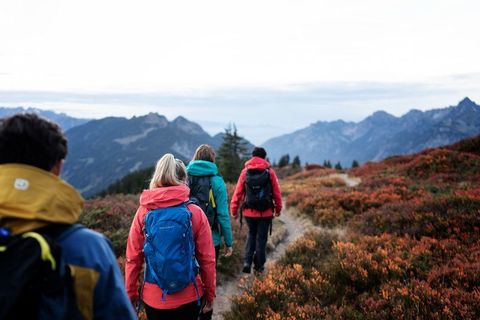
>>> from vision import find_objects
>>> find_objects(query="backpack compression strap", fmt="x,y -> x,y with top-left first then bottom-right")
22,232 -> 57,270
209,188 -> 216,209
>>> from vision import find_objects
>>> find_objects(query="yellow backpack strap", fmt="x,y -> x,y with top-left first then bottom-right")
209,188 -> 216,209
22,232 -> 56,270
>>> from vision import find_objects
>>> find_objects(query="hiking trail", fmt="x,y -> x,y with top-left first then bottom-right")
212,173 -> 360,319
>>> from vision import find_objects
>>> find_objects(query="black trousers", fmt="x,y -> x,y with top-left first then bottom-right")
144,300 -> 201,320
244,217 -> 272,271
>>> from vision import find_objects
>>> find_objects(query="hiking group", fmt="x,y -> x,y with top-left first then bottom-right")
0,113 -> 282,320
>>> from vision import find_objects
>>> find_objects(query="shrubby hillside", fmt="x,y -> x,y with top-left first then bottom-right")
225,135 -> 480,319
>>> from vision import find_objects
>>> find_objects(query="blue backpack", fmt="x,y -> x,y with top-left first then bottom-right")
143,202 -> 200,301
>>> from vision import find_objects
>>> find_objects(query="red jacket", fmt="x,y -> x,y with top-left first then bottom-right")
230,157 -> 282,218
125,184 -> 216,309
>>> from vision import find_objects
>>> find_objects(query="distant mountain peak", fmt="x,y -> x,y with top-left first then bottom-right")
173,116 -> 204,134
172,115 -> 187,123
371,110 -> 395,118
458,97 -> 478,109
141,112 -> 168,126
363,110 -> 397,124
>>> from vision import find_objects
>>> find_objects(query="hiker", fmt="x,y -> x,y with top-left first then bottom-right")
125,154 -> 216,320
0,113 -> 136,319
230,147 -> 282,274
187,144 -> 233,320
187,144 -> 233,261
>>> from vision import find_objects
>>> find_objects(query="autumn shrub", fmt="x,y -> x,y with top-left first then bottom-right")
313,207 -> 353,227
280,231 -> 340,269
226,265 -> 333,320
286,173 -> 418,226
456,187 -> 480,200
80,194 -> 139,256
282,175 -> 345,198
226,231 -> 480,319
349,160 -> 391,178
274,164 -> 303,179
286,167 -> 336,181
448,134 -> 480,156
403,149 -> 480,181
352,196 -> 480,242
359,279 -> 480,320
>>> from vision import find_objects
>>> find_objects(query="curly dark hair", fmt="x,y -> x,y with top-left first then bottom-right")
0,113 -> 67,171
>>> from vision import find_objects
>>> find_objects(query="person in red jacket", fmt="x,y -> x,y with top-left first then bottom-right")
230,147 -> 282,274
125,154 -> 216,320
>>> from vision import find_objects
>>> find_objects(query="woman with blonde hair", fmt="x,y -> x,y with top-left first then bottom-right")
125,154 -> 216,320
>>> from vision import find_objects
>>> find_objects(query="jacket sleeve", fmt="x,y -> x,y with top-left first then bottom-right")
93,237 -> 137,319
189,204 -> 216,302
270,169 -> 283,214
230,169 -> 246,217
212,176 -> 233,247
125,206 -> 146,301
56,228 -> 136,319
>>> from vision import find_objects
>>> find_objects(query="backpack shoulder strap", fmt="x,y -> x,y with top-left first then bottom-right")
207,175 -> 217,209
185,199 -> 197,207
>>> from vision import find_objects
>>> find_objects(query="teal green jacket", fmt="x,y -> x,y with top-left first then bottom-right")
186,160 -> 233,247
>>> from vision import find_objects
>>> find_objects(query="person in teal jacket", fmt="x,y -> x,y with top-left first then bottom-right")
187,144 -> 234,259
187,144 -> 233,320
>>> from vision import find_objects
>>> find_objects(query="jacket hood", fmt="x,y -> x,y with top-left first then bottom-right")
140,184 -> 190,209
0,164 -> 84,234
186,160 -> 218,176
245,157 -> 271,170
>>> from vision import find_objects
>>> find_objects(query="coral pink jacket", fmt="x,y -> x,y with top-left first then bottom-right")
230,157 -> 282,218
125,184 -> 216,309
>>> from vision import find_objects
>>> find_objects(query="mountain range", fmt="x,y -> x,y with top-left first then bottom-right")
62,113 -> 227,196
1,97 -> 479,196
263,97 -> 480,166
0,107 -> 90,131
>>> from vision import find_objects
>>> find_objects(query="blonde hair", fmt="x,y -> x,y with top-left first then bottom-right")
149,153 -> 187,189
192,144 -> 216,162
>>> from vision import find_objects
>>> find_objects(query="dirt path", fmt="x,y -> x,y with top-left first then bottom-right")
331,173 -> 361,187
212,207 -> 314,319
212,172 -> 360,319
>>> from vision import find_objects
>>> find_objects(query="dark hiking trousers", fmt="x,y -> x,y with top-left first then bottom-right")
244,217 -> 272,271
144,300 -> 201,320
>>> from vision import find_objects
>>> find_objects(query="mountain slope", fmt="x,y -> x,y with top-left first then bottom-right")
63,113 -> 224,196
263,97 -> 480,166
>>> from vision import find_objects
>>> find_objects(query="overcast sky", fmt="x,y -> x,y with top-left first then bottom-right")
1,0 -> 479,144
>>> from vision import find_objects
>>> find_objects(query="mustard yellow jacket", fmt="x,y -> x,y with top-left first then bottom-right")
0,164 -> 135,319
